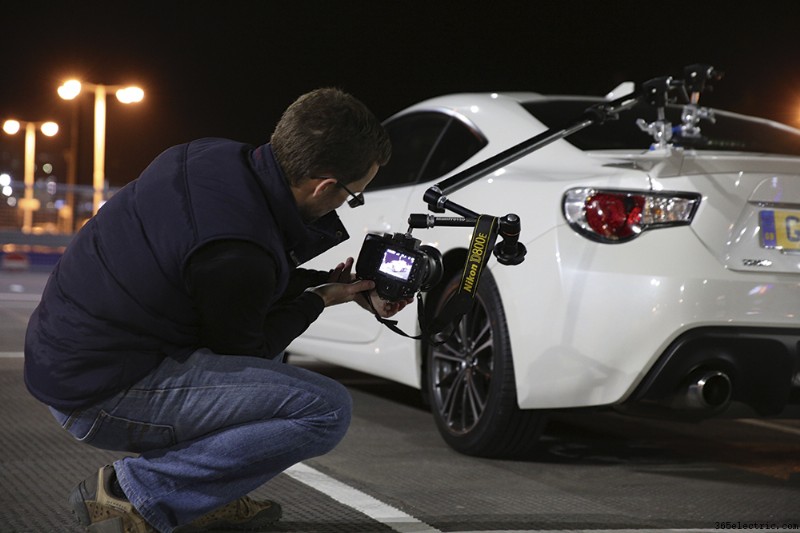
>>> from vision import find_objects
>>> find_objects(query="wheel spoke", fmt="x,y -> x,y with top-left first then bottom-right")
465,374 -> 483,424
466,372 -> 487,413
436,365 -> 459,388
460,376 -> 469,429
473,361 -> 492,380
432,353 -> 464,366
465,373 -> 480,429
442,367 -> 467,427
472,336 -> 492,356
432,345 -> 464,364
471,318 -> 491,345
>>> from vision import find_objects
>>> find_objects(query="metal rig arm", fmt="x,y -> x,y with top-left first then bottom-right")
414,66 -> 718,266
423,88 -> 645,209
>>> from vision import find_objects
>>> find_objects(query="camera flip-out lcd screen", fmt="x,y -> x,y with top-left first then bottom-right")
378,248 -> 415,280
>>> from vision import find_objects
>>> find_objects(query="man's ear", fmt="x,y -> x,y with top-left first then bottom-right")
309,177 -> 338,198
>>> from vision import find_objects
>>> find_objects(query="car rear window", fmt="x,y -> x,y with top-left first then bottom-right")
370,111 -> 488,190
523,100 -> 800,156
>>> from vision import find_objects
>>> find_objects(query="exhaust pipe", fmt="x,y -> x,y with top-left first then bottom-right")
673,369 -> 732,410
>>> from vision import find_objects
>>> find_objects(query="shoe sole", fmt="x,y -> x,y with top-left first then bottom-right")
87,517 -> 126,533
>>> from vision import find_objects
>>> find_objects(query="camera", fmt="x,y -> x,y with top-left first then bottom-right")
356,232 -> 443,301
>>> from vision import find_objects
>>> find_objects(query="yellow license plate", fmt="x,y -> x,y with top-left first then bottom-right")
759,209 -> 800,250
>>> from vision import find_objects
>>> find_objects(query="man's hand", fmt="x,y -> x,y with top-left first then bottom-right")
308,257 -> 413,318
355,290 -> 414,318
327,257 -> 357,283
307,257 -> 369,307
307,279 -> 376,307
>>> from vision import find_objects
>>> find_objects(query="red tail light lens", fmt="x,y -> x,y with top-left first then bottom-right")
584,193 -> 644,239
563,188 -> 700,243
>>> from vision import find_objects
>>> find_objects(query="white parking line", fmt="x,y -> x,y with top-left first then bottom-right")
738,418 -> 800,437
0,292 -> 41,301
0,352 -> 23,358
286,464 -> 744,533
286,462 -> 441,532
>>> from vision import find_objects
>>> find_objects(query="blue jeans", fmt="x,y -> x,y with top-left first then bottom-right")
50,349 -> 352,533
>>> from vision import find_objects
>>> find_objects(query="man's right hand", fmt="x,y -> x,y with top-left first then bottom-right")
306,279 -> 375,307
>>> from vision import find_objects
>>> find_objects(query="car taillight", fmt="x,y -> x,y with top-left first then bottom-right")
563,188 -> 700,243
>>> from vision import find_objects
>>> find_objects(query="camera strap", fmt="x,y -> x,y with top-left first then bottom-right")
363,215 -> 499,345
360,290 -> 428,339
427,215 -> 498,335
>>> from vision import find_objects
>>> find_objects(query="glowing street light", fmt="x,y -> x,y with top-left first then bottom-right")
2,119 -> 59,233
57,79 -> 144,215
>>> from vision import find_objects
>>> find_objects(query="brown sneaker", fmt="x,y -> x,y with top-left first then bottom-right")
68,465 -> 155,533
175,496 -> 282,532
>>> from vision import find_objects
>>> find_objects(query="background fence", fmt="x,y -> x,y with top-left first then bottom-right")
0,181 -> 116,234
0,182 -> 118,270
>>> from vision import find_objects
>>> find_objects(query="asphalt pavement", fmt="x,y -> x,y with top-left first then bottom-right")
1,269 -> 798,533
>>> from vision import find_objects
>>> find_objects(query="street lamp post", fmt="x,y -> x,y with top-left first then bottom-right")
57,79 -> 144,215
2,119 -> 59,233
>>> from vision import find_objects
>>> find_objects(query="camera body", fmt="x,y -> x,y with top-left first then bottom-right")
356,232 -> 443,301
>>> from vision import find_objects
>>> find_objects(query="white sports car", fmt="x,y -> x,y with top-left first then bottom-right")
288,67 -> 800,457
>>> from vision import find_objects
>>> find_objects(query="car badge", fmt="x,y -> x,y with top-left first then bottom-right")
742,259 -> 773,267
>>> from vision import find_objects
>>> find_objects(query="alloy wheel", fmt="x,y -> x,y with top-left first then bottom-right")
430,296 -> 494,435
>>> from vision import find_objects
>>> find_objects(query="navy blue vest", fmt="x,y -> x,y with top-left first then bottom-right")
24,139 -> 347,409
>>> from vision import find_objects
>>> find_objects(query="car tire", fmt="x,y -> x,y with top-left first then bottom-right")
424,269 -> 547,458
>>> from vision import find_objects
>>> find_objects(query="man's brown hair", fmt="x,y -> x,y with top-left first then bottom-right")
271,88 -> 391,186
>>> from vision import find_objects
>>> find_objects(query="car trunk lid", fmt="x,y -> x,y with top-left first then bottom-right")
650,153 -> 800,274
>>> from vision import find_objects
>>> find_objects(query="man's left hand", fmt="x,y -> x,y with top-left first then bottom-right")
325,257 -> 413,318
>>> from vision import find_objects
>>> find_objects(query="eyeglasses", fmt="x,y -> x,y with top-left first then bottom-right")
336,181 -> 365,208
311,176 -> 365,208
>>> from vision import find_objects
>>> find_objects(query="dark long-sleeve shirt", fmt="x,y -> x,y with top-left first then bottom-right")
187,240 -> 329,358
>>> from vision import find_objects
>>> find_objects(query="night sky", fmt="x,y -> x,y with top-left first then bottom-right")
2,1 -> 799,187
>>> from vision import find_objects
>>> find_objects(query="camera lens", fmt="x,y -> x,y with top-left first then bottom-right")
418,244 -> 443,291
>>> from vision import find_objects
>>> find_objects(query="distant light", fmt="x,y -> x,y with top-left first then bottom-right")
3,120 -> 21,135
40,122 -> 59,136
795,98 -> 800,128
2,186 -> 11,197
116,86 -> 144,104
0,173 -> 10,186
42,163 -> 53,174
58,79 -> 82,100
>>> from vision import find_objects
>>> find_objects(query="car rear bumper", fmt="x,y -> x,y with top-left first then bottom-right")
623,326 -> 800,417
496,224 -> 800,411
